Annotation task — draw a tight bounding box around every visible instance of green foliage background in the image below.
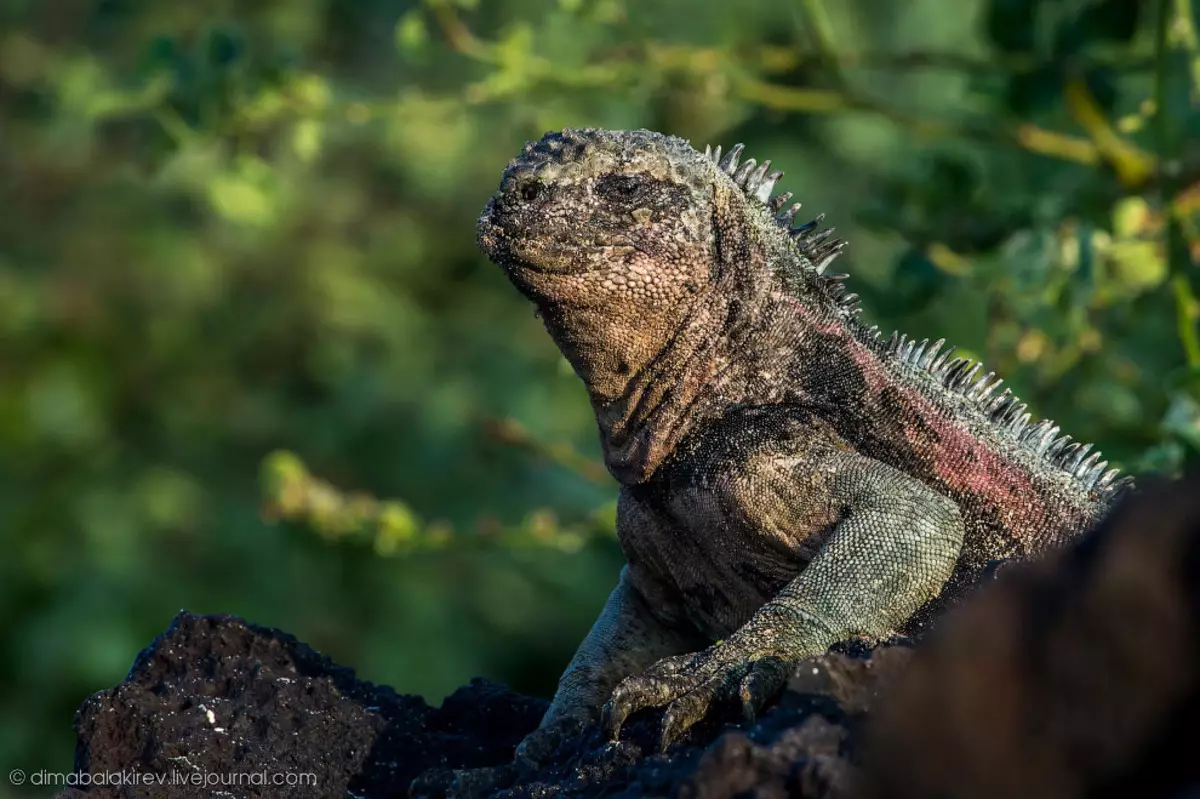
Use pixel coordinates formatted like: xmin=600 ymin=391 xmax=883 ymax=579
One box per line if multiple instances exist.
xmin=2 ymin=0 xmax=1199 ymax=789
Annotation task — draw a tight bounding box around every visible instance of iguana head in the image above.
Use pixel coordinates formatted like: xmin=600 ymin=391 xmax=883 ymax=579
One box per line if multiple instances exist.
xmin=478 ymin=128 xmax=714 ymax=302
xmin=477 ymin=128 xmax=803 ymax=400
xmin=477 ymin=130 xmax=715 ymax=397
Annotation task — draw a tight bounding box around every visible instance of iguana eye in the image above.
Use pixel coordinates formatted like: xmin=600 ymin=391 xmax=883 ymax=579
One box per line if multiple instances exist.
xmin=596 ymin=173 xmax=648 ymax=202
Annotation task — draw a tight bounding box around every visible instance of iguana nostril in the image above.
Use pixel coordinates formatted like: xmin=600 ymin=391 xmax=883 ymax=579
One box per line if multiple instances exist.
xmin=520 ymin=181 xmax=541 ymax=202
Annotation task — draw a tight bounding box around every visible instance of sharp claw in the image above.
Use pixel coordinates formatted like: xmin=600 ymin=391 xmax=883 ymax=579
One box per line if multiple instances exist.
xmin=600 ymin=697 xmax=625 ymax=741
xmin=606 ymin=649 xmax=775 ymax=751
xmin=739 ymin=690 xmax=758 ymax=725
xmin=737 ymin=656 xmax=789 ymax=724
xmin=657 ymin=717 xmax=682 ymax=753
xmin=658 ymin=706 xmax=690 ymax=752
xmin=658 ymin=679 xmax=720 ymax=752
xmin=605 ymin=670 xmax=687 ymax=741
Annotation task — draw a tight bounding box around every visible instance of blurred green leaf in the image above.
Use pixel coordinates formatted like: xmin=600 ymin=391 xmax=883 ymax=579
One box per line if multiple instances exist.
xmin=396 ymin=11 xmax=430 ymax=55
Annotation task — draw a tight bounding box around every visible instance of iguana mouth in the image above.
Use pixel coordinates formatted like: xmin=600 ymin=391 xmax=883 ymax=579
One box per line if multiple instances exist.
xmin=501 ymin=244 xmax=637 ymax=276
xmin=478 ymin=202 xmax=636 ymax=275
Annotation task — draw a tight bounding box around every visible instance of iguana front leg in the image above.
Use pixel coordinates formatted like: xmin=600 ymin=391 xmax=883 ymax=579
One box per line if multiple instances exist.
xmin=431 ymin=565 xmax=701 ymax=797
xmin=514 ymin=564 xmax=705 ymax=767
xmin=601 ymin=452 xmax=965 ymax=749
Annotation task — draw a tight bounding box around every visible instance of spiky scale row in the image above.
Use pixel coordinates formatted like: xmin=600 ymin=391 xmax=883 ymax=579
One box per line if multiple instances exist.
xmin=883 ymin=333 xmax=1126 ymax=495
xmin=705 ymin=142 xmax=847 ymax=278
xmin=705 ymin=140 xmax=1128 ymax=498
xmin=704 ymin=143 xmax=784 ymax=203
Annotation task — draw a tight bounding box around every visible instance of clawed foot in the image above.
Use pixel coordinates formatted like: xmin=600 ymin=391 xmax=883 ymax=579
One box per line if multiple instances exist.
xmin=600 ymin=643 xmax=793 ymax=750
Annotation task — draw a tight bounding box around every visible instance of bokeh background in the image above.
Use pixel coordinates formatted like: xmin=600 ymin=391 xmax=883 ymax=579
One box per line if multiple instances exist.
xmin=2 ymin=0 xmax=1199 ymax=792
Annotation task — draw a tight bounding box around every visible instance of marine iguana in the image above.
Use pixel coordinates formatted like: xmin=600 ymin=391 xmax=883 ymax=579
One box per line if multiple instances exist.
xmin=475 ymin=128 xmax=1132 ymax=760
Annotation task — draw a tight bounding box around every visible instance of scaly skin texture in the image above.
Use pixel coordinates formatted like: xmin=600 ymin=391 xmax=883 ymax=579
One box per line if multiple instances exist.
xmin=474 ymin=128 xmax=1131 ymax=760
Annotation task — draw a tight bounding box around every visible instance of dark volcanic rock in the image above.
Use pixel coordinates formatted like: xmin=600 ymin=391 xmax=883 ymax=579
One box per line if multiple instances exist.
xmin=56 ymin=612 xmax=546 ymax=798
xmin=57 ymin=613 xmax=902 ymax=798
xmin=57 ymin=480 xmax=1200 ymax=799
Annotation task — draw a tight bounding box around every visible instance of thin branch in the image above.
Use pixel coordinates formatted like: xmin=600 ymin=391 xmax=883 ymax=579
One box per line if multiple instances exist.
xmin=428 ymin=4 xmax=492 ymax=61
xmin=821 ymin=50 xmax=1158 ymax=75
xmin=586 ymin=42 xmax=1159 ymax=78
xmin=1064 ymin=78 xmax=1156 ymax=187
xmin=1013 ymin=123 xmax=1100 ymax=166
xmin=738 ymin=75 xmax=1136 ymax=171
xmin=482 ymin=416 xmax=611 ymax=485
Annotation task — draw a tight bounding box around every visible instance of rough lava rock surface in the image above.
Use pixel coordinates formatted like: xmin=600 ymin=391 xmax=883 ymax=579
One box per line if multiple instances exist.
xmin=55 ymin=612 xmax=547 ymax=799
xmin=57 ymin=480 xmax=1200 ymax=799
xmin=54 ymin=610 xmax=905 ymax=799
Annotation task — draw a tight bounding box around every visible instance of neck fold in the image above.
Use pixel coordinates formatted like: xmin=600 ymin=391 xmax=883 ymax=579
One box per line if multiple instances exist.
xmin=594 ymin=290 xmax=741 ymax=484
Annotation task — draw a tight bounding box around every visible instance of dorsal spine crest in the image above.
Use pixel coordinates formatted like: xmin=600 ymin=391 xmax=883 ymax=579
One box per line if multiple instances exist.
xmin=883 ymin=333 xmax=1128 ymax=496
xmin=704 ymin=142 xmax=847 ymax=279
